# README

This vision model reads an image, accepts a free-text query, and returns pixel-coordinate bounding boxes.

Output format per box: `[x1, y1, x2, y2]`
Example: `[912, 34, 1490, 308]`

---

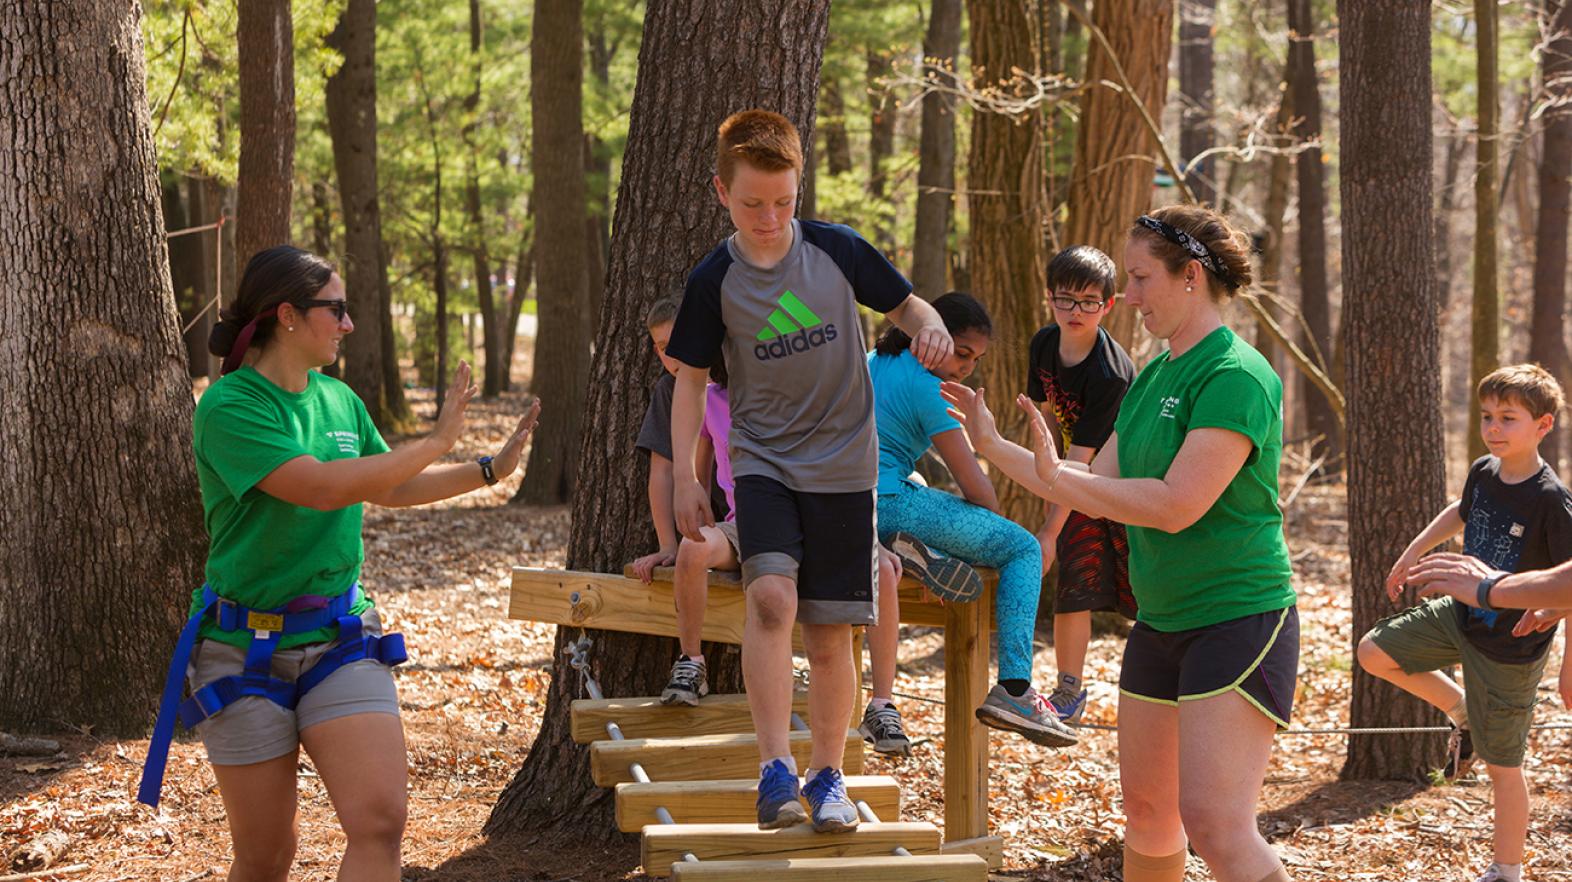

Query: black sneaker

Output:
[858, 701, 912, 757]
[1444, 725, 1474, 781]
[660, 656, 709, 706]
[889, 532, 983, 602]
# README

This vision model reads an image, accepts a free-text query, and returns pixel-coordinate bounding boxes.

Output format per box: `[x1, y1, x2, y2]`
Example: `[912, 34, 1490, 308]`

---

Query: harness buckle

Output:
[246, 611, 285, 632]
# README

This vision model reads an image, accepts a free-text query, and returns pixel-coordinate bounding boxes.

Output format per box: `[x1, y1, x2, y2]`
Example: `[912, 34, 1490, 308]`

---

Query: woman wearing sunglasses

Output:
[139, 245, 539, 881]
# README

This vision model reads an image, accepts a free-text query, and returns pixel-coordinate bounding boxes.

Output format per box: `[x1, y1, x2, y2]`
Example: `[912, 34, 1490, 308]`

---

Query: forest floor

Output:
[3, 383, 1571, 882]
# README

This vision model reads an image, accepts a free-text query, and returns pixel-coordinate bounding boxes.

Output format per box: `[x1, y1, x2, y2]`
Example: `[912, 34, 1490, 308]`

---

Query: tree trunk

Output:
[1529, 0, 1572, 471]
[1062, 0, 1174, 351]
[163, 177, 208, 378]
[461, 0, 503, 399]
[518, 0, 592, 505]
[1288, 0, 1339, 467]
[1257, 64, 1295, 376]
[1468, 0, 1500, 464]
[326, 0, 411, 430]
[866, 47, 897, 249]
[967, 0, 1045, 526]
[1177, 0, 1216, 206]
[585, 22, 613, 355]
[821, 77, 853, 176]
[1338, 0, 1449, 780]
[503, 198, 534, 392]
[912, 0, 963, 299]
[0, 0, 207, 733]
[236, 0, 295, 266]
[1435, 131, 1468, 312]
[188, 176, 220, 380]
[486, 0, 831, 840]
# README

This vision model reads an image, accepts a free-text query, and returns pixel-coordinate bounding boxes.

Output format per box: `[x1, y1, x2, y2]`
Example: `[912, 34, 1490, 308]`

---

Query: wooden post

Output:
[943, 583, 990, 841]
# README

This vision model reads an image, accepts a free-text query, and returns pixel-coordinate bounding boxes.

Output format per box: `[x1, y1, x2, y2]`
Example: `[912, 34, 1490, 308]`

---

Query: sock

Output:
[680, 653, 704, 665]
[1488, 863, 1522, 882]
[1254, 866, 1292, 882]
[868, 697, 893, 710]
[1000, 678, 1030, 698]
[1122, 845, 1186, 882]
[761, 755, 797, 776]
[802, 767, 818, 784]
[1446, 696, 1470, 729]
[1058, 672, 1083, 692]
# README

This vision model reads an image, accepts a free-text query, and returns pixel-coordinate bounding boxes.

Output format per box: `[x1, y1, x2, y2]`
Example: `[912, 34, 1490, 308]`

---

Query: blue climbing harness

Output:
[136, 584, 407, 807]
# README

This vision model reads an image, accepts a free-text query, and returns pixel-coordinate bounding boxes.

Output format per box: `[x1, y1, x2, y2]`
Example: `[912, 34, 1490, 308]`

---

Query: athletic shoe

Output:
[1444, 725, 1475, 781]
[660, 656, 709, 707]
[889, 532, 983, 602]
[1047, 683, 1088, 724]
[755, 759, 806, 829]
[1475, 863, 1523, 882]
[858, 701, 912, 757]
[975, 683, 1079, 748]
[802, 767, 859, 833]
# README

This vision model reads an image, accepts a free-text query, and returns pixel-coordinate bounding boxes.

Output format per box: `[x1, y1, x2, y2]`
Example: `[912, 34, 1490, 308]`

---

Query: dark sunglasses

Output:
[298, 299, 349, 321]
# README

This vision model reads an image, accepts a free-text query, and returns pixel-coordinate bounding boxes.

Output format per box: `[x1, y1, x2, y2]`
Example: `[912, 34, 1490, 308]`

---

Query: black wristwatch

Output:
[1476, 573, 1505, 612]
[478, 455, 497, 486]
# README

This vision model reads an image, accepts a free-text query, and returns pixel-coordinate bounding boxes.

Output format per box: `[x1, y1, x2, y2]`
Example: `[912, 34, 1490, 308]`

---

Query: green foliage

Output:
[1433, 5, 1543, 124]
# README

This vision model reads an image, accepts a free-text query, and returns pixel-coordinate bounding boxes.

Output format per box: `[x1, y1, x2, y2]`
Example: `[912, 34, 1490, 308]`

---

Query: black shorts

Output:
[1119, 606, 1299, 728]
[734, 475, 878, 625]
[1054, 510, 1135, 618]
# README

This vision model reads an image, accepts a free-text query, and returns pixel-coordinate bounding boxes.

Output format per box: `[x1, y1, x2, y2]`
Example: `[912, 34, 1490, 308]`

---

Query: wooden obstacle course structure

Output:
[509, 564, 1003, 879]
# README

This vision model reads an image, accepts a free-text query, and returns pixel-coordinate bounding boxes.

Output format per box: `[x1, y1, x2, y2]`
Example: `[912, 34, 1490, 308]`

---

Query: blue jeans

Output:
[878, 482, 1042, 683]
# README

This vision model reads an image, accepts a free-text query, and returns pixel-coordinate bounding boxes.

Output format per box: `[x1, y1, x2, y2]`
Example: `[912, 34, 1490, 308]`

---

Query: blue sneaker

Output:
[802, 767, 859, 833]
[755, 759, 806, 829]
[1047, 683, 1088, 724]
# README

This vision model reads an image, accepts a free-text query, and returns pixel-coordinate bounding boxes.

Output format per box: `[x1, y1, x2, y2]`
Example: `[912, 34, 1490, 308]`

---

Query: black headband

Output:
[1135, 215, 1239, 290]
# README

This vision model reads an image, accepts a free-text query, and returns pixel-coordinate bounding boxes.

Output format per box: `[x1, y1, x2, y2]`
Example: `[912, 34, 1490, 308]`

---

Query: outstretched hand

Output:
[432, 361, 479, 450]
[1017, 394, 1062, 485]
[492, 398, 542, 480]
[939, 381, 1000, 452]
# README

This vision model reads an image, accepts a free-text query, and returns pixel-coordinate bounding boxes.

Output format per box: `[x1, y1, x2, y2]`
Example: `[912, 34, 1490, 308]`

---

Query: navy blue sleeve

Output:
[799, 221, 912, 313]
[667, 246, 731, 369]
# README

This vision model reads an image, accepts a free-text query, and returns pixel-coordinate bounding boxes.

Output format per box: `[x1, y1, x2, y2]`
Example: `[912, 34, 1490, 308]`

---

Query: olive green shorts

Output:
[1365, 598, 1545, 767]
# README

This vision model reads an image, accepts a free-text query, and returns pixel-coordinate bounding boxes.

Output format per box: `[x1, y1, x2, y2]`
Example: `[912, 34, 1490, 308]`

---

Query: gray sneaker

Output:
[660, 656, 709, 706]
[975, 683, 1079, 748]
[802, 767, 859, 833]
[858, 701, 912, 757]
[889, 532, 984, 602]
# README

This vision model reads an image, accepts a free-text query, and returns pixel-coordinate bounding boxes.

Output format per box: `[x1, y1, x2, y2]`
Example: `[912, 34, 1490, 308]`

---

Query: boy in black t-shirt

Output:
[1360, 364, 1572, 882]
[1025, 246, 1136, 723]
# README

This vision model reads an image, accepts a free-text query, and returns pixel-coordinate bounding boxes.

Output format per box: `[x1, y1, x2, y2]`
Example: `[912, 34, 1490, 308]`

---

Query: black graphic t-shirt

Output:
[1025, 324, 1136, 452]
[1456, 455, 1572, 663]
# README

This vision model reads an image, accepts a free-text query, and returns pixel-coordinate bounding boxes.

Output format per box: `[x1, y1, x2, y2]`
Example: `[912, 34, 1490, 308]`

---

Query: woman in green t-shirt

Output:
[143, 246, 540, 881]
[943, 206, 1298, 882]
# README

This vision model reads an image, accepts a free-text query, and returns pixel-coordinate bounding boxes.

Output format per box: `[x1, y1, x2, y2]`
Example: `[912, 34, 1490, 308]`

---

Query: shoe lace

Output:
[867, 705, 906, 738]
[804, 767, 847, 803]
[1047, 686, 1079, 710]
[760, 762, 797, 802]
[670, 657, 703, 685]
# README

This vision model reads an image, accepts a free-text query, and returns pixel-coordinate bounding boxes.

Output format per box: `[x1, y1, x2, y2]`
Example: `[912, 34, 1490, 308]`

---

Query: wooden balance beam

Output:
[509, 564, 1003, 860]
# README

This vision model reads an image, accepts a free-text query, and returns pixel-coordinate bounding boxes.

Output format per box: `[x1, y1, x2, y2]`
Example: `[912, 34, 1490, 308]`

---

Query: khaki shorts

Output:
[714, 520, 741, 561]
[1366, 598, 1545, 767]
[187, 607, 401, 766]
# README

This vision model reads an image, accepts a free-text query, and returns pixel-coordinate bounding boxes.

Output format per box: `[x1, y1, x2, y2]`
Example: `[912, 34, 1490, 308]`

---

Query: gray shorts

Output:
[714, 520, 742, 560]
[187, 607, 401, 766]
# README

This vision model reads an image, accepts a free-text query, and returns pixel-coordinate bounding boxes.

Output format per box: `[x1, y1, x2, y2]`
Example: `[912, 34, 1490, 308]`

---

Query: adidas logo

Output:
[753, 290, 838, 361]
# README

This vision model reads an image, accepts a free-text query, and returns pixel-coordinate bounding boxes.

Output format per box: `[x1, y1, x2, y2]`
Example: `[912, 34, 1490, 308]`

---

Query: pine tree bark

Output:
[325, 0, 411, 429]
[1529, 0, 1572, 471]
[1288, 0, 1339, 466]
[0, 0, 207, 733]
[1177, 0, 1217, 206]
[1062, 0, 1174, 350]
[1339, 0, 1449, 780]
[1469, 0, 1501, 464]
[517, 0, 591, 504]
[236, 0, 295, 265]
[967, 0, 1046, 526]
[486, 0, 831, 840]
[912, 0, 963, 299]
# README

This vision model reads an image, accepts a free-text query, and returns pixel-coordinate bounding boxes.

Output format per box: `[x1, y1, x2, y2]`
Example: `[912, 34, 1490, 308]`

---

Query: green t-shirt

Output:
[1113, 325, 1294, 632]
[190, 366, 389, 648]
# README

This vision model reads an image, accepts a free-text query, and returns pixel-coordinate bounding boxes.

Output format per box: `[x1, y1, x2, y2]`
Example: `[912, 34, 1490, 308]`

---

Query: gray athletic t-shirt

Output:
[667, 219, 912, 493]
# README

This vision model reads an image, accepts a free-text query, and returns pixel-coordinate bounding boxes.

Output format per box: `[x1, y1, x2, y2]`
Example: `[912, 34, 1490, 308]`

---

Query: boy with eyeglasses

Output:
[1026, 245, 1137, 723]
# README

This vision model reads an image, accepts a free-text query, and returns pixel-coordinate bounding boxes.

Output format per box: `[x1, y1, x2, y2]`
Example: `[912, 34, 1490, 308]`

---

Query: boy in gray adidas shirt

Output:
[667, 110, 951, 833]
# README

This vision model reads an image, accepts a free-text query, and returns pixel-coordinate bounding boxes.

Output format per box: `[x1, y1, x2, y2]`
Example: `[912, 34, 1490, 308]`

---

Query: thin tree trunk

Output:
[1529, 0, 1572, 471]
[1339, 0, 1449, 780]
[1435, 131, 1468, 312]
[1062, 0, 1174, 351]
[188, 176, 219, 380]
[518, 0, 591, 505]
[326, 0, 411, 430]
[462, 0, 502, 398]
[236, 0, 295, 265]
[967, 0, 1046, 526]
[486, 0, 831, 840]
[1288, 0, 1339, 467]
[912, 0, 963, 299]
[1469, 0, 1501, 464]
[1178, 0, 1217, 206]
[821, 77, 853, 176]
[1257, 66, 1295, 375]
[585, 23, 614, 348]
[0, 0, 207, 732]
[503, 198, 534, 392]
[866, 47, 897, 250]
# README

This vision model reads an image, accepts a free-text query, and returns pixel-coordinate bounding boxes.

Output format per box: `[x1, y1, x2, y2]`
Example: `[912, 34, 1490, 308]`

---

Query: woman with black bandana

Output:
[944, 205, 1298, 882]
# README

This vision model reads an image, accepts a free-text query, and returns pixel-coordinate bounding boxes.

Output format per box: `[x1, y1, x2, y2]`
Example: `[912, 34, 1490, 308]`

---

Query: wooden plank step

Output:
[614, 775, 900, 832]
[591, 729, 864, 787]
[642, 822, 942, 873]
[668, 854, 988, 882]
[571, 692, 811, 744]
